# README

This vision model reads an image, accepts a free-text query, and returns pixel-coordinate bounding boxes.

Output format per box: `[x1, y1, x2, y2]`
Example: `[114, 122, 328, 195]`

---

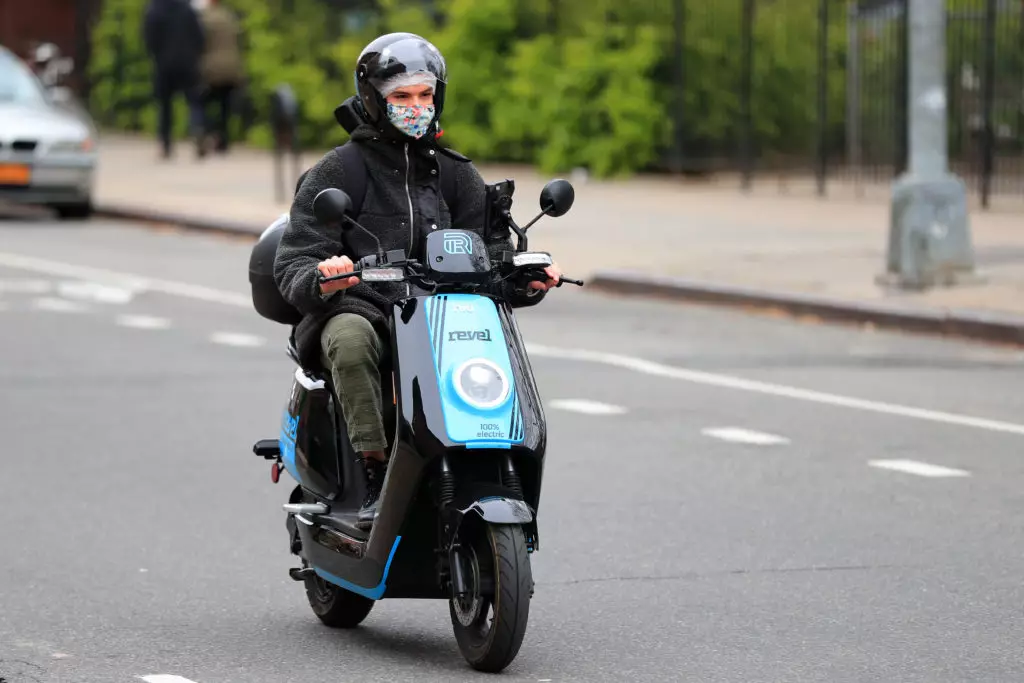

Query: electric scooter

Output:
[247, 177, 580, 672]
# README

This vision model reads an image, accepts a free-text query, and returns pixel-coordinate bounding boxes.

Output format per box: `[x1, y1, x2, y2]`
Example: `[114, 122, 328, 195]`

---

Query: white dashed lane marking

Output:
[117, 315, 172, 330]
[57, 280, 136, 304]
[549, 399, 627, 415]
[139, 676, 200, 683]
[32, 297, 88, 313]
[0, 278, 51, 294]
[210, 332, 266, 348]
[702, 426, 790, 446]
[869, 459, 971, 478]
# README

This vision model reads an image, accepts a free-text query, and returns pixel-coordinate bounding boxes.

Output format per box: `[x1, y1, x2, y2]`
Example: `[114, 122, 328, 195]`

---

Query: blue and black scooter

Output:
[247, 177, 580, 672]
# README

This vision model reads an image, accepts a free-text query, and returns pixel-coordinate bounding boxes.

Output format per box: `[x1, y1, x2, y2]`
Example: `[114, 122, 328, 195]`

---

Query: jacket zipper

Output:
[403, 143, 414, 296]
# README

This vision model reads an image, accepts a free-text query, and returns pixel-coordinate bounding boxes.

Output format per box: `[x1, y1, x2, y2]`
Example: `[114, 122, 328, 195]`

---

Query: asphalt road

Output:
[2, 216, 1024, 683]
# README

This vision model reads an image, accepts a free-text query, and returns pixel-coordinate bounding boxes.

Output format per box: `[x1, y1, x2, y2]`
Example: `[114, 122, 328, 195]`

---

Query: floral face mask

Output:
[386, 103, 435, 139]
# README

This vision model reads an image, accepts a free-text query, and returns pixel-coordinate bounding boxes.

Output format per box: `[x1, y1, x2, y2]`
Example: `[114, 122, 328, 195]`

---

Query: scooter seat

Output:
[287, 333, 330, 382]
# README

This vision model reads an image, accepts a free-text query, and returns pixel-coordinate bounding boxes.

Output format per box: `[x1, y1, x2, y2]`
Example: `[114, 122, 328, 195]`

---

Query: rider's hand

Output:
[318, 255, 359, 294]
[528, 262, 562, 291]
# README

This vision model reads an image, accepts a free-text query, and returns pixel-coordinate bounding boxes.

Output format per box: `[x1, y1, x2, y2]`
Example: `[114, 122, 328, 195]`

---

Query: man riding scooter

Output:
[273, 32, 563, 531]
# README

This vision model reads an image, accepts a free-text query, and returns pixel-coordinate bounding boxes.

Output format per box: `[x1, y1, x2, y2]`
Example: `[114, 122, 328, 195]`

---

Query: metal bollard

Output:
[269, 84, 302, 203]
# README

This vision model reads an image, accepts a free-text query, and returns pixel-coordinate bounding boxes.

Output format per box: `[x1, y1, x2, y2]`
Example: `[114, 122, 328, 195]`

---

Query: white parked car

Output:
[0, 45, 96, 219]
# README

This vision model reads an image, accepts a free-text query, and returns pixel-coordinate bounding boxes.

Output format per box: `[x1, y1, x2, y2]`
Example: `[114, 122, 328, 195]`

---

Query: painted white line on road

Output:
[527, 344, 1024, 438]
[0, 252, 250, 307]
[139, 676, 200, 683]
[57, 280, 136, 304]
[868, 459, 971, 478]
[117, 315, 171, 330]
[0, 278, 51, 294]
[211, 332, 266, 348]
[32, 297, 88, 313]
[702, 426, 790, 445]
[550, 399, 627, 415]
[5, 252, 1024, 439]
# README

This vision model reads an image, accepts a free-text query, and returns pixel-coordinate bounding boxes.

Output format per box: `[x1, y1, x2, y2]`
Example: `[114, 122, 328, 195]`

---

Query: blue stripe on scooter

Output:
[311, 536, 402, 601]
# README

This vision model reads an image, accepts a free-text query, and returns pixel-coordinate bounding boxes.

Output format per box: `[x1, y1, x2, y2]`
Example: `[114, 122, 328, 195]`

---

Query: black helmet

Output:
[354, 32, 447, 133]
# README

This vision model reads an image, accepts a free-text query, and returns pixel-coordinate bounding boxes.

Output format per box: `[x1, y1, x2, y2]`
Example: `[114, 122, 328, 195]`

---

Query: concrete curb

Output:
[95, 204, 266, 239]
[587, 270, 1024, 347]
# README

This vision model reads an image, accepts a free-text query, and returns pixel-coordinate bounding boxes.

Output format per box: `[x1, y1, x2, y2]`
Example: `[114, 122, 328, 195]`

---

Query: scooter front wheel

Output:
[449, 522, 533, 672]
[303, 560, 375, 628]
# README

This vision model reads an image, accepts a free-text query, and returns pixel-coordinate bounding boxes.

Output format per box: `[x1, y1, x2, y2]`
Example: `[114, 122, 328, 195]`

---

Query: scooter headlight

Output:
[453, 358, 510, 410]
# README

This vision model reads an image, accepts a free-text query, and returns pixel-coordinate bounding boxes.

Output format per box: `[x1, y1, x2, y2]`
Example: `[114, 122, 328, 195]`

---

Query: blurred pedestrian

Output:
[143, 0, 206, 159]
[198, 0, 245, 155]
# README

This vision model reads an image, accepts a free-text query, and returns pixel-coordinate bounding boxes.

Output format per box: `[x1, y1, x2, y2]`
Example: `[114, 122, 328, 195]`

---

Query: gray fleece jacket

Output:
[273, 98, 544, 368]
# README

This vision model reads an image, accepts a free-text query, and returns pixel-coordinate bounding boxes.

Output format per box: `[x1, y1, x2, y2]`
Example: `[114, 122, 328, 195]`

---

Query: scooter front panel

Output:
[424, 294, 525, 449]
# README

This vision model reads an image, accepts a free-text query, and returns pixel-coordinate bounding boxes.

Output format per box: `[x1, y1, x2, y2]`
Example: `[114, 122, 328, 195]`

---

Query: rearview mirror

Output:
[539, 179, 574, 217]
[313, 188, 353, 226]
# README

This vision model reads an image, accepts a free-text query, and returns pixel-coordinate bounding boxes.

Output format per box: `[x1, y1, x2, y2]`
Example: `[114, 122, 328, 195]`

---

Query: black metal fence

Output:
[668, 0, 1024, 208]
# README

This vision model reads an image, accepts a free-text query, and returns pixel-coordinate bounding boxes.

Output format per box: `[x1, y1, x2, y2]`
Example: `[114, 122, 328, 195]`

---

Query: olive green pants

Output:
[320, 313, 387, 453]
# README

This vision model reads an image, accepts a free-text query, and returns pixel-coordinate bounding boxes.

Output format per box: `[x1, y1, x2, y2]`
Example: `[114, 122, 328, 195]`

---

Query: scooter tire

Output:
[303, 565, 375, 628]
[450, 523, 533, 673]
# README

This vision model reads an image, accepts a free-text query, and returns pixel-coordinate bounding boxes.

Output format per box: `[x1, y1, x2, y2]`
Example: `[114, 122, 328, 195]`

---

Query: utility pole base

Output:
[878, 173, 982, 291]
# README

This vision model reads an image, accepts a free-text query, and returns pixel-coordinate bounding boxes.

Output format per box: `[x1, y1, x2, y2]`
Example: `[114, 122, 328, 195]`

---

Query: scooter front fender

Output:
[460, 496, 534, 524]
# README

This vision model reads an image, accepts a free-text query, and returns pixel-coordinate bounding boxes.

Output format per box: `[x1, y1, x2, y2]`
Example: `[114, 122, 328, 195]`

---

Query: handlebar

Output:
[316, 256, 584, 290]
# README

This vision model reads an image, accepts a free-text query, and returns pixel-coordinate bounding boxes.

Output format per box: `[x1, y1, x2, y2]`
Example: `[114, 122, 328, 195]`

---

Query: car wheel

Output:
[54, 202, 93, 220]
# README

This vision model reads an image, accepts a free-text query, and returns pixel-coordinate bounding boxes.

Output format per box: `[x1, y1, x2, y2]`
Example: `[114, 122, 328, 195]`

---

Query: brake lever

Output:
[556, 276, 584, 287]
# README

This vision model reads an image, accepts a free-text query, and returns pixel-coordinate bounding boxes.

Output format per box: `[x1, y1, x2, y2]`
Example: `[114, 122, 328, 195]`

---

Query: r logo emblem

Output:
[443, 233, 473, 255]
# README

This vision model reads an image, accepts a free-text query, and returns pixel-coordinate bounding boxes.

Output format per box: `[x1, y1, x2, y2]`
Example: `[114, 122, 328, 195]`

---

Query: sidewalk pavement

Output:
[94, 133, 1024, 344]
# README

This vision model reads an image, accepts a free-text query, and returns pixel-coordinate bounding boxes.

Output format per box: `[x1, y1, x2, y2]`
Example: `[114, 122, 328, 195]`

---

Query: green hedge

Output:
[87, 0, 851, 177]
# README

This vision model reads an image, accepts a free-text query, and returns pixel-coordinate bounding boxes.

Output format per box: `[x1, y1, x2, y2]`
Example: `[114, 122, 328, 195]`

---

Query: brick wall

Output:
[0, 0, 78, 60]
[0, 0, 102, 95]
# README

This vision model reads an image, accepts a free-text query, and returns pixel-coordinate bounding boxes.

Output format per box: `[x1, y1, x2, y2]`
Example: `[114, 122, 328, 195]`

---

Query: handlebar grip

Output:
[317, 267, 361, 284]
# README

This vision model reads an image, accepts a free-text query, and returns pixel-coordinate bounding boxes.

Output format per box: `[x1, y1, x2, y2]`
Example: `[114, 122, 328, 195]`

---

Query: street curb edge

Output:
[587, 270, 1024, 347]
[94, 204, 267, 239]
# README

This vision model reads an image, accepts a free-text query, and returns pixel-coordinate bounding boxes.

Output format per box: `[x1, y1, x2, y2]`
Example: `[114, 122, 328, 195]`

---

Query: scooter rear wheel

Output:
[303, 561, 375, 628]
[449, 522, 533, 672]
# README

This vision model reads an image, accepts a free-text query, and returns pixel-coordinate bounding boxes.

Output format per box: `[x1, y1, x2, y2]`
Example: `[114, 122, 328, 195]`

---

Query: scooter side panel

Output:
[423, 294, 524, 449]
[279, 368, 342, 498]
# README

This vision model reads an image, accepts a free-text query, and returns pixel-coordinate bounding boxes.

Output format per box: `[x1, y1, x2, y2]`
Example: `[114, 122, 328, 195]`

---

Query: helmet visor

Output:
[368, 37, 447, 90]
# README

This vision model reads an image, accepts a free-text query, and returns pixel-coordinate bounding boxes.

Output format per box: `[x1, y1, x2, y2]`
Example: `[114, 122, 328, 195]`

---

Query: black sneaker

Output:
[356, 457, 386, 530]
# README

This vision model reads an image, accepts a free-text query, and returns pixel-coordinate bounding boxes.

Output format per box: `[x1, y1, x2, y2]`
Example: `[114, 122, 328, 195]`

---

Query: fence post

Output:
[980, 0, 997, 209]
[739, 0, 755, 191]
[880, 0, 977, 290]
[894, 0, 909, 176]
[846, 2, 862, 195]
[269, 84, 301, 204]
[815, 0, 829, 197]
[670, 0, 686, 173]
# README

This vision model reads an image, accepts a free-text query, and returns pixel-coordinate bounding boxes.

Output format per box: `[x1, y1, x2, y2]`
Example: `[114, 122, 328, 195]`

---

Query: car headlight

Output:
[453, 358, 510, 410]
[47, 138, 93, 154]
